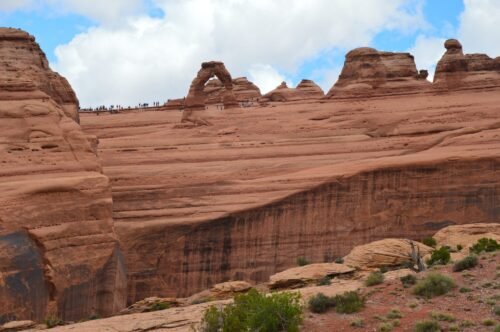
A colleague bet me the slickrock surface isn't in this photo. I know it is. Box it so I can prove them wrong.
[327,47,431,97]
[0,28,125,323]
[261,79,324,102]
[343,239,433,269]
[268,263,354,289]
[0,28,79,122]
[81,42,500,302]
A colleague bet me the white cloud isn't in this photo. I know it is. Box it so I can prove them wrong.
[459,0,500,57]
[52,0,427,107]
[0,0,33,11]
[408,35,445,82]
[47,0,145,23]
[248,64,287,94]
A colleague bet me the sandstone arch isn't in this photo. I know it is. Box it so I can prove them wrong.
[182,61,238,125]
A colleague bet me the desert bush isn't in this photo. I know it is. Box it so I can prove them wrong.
[44,316,63,329]
[200,289,302,332]
[483,319,496,326]
[334,291,364,314]
[457,244,463,251]
[365,271,384,286]
[335,257,344,264]
[453,255,478,272]
[412,273,455,299]
[494,305,500,316]
[150,302,170,311]
[413,320,440,332]
[308,293,333,313]
[386,308,403,319]
[459,287,471,293]
[316,276,332,286]
[296,256,310,266]
[470,238,500,254]
[377,322,394,332]
[400,274,417,288]
[422,237,437,247]
[495,325,500,332]
[430,311,455,322]
[426,247,451,266]
[350,318,364,328]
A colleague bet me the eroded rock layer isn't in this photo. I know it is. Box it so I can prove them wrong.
[204,77,261,103]
[0,28,125,322]
[81,80,500,301]
[261,80,324,102]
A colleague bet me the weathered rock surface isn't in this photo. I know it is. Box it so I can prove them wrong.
[0,320,36,332]
[204,77,261,104]
[327,47,431,97]
[261,79,324,102]
[433,223,500,249]
[0,28,125,323]
[187,281,252,304]
[268,263,354,289]
[434,39,500,89]
[0,28,79,122]
[343,239,433,270]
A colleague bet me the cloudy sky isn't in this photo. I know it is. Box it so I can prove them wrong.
[1,0,499,107]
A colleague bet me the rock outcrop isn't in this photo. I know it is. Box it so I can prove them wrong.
[326,47,431,97]
[261,80,324,102]
[0,28,125,323]
[182,61,238,125]
[434,38,500,89]
[433,223,500,249]
[0,28,79,122]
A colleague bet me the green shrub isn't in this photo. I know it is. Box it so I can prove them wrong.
[365,271,384,287]
[316,276,332,286]
[412,273,455,299]
[470,238,500,254]
[200,289,302,332]
[150,302,170,311]
[453,255,478,272]
[483,319,496,326]
[335,257,344,264]
[350,318,364,328]
[413,320,440,332]
[44,316,63,329]
[459,287,472,293]
[386,308,403,319]
[457,244,463,251]
[377,322,394,332]
[430,311,455,322]
[494,305,500,316]
[422,237,437,247]
[426,247,451,266]
[334,291,364,314]
[308,293,333,313]
[297,256,310,266]
[400,274,417,288]
[495,325,500,332]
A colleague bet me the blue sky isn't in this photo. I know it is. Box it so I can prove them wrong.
[1,0,498,107]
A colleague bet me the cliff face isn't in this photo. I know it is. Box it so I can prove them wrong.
[327,47,430,97]
[0,28,79,123]
[81,72,500,302]
[0,28,125,322]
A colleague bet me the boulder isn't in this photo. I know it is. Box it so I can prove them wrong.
[343,239,433,270]
[0,320,36,331]
[433,223,500,250]
[268,263,355,289]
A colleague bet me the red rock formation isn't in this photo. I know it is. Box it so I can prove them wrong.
[0,28,80,123]
[261,79,324,102]
[326,47,431,98]
[182,61,238,125]
[434,39,500,89]
[0,28,125,323]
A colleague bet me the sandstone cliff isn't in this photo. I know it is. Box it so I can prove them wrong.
[204,77,261,103]
[0,28,125,323]
[81,66,500,302]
